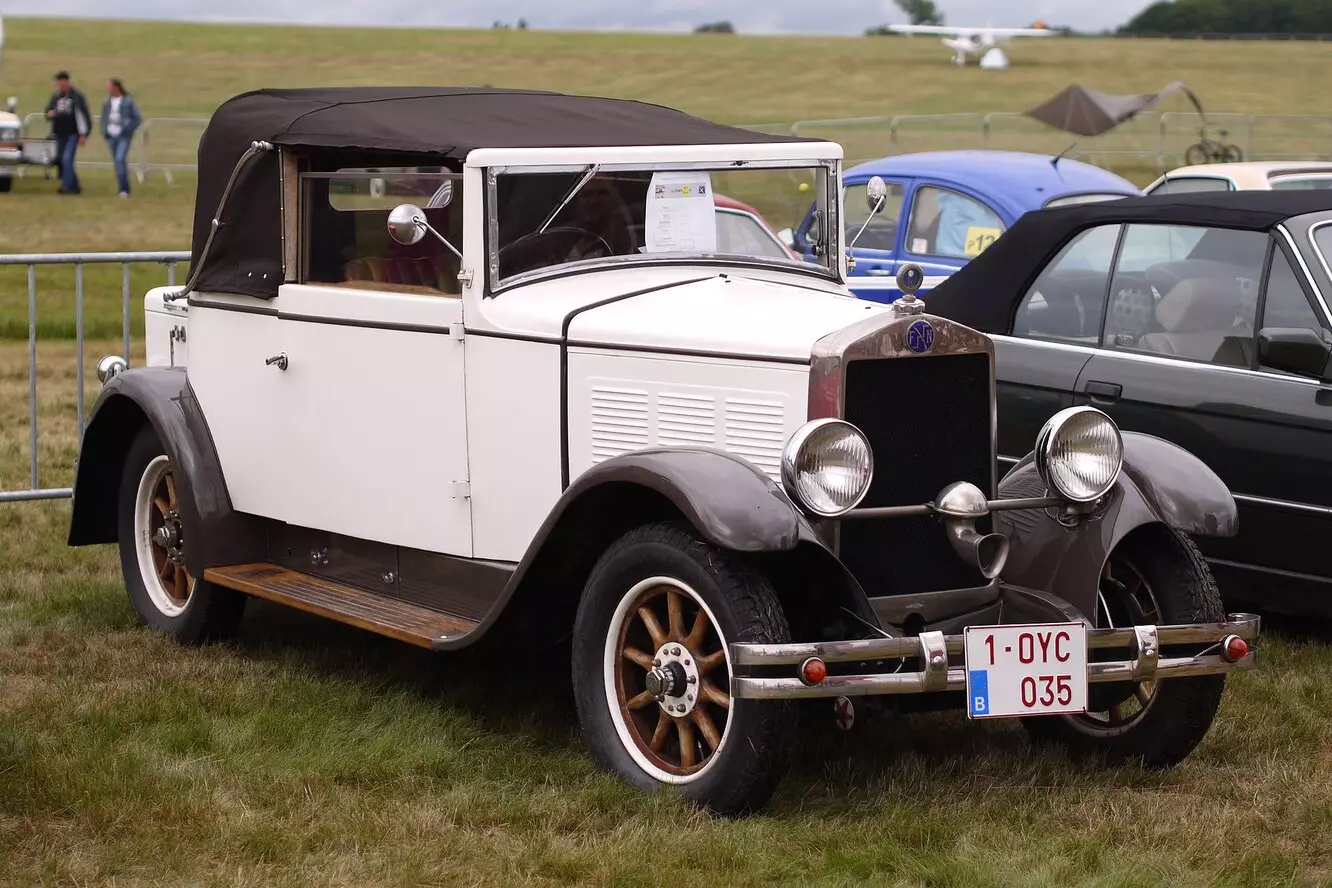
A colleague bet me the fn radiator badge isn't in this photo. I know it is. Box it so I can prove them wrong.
[906,318,935,354]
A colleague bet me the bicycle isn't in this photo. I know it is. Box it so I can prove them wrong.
[1185,126,1244,165]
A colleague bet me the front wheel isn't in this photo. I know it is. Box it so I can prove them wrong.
[572,522,792,816]
[1184,142,1210,166]
[1022,526,1226,769]
[117,425,247,644]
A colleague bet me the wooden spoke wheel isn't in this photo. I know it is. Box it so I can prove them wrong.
[610,577,733,780]
[574,522,793,813]
[135,454,194,617]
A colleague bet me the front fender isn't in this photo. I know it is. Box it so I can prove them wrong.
[459,447,878,649]
[67,368,265,574]
[995,431,1237,621]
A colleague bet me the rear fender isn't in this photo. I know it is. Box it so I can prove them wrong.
[67,368,265,574]
[995,431,1237,621]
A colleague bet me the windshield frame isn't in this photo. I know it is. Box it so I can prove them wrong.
[482,158,840,296]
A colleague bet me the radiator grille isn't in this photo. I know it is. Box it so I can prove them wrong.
[839,352,994,598]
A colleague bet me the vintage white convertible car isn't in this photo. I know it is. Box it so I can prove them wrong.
[71,87,1261,815]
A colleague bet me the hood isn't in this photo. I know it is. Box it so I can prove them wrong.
[564,271,888,361]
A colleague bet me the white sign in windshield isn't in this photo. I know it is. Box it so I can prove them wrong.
[644,171,717,254]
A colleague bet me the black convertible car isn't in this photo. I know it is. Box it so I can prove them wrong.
[924,190,1332,614]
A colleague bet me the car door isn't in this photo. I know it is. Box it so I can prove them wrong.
[900,182,1007,296]
[275,168,474,558]
[992,223,1125,466]
[1072,223,1332,596]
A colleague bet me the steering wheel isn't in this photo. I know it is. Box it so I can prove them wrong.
[498,226,615,277]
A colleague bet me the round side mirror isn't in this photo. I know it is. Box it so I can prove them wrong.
[866,176,888,214]
[387,204,427,245]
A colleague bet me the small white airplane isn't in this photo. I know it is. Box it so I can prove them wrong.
[888,22,1056,68]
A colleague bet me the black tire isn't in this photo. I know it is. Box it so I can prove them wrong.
[571,521,792,816]
[1022,525,1225,769]
[1184,143,1209,166]
[0,176,12,193]
[117,425,247,644]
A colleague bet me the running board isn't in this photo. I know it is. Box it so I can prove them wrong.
[204,562,478,650]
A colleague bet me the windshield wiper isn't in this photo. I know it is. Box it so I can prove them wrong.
[537,163,601,234]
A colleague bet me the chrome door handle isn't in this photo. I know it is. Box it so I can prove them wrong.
[265,353,288,371]
[864,268,893,276]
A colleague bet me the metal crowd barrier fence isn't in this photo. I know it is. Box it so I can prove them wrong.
[0,251,190,504]
[16,114,209,183]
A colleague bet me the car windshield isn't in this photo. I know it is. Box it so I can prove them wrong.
[490,163,829,287]
[1044,192,1133,208]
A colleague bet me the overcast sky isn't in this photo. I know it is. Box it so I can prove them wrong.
[0,0,1151,35]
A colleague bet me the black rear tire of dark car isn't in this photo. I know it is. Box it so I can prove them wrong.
[571,521,793,816]
[117,424,247,644]
[1022,525,1226,769]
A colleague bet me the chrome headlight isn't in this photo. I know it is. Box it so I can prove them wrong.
[1035,406,1123,503]
[781,419,874,517]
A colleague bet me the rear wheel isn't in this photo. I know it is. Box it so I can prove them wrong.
[1184,143,1210,166]
[1222,143,1244,162]
[117,425,247,644]
[1022,526,1225,768]
[572,522,792,815]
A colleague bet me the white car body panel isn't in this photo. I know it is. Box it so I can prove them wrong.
[564,273,883,360]
[566,349,809,487]
[464,335,563,562]
[144,286,189,367]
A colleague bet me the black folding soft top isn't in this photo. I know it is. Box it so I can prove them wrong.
[189,87,819,298]
[923,190,1332,334]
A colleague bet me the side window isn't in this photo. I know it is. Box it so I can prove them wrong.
[842,180,904,252]
[905,186,1004,259]
[1260,246,1324,332]
[300,167,463,294]
[1108,224,1267,368]
[1014,224,1120,344]
[1149,177,1232,195]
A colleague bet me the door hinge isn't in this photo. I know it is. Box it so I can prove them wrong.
[457,268,475,288]
[449,323,465,341]
[450,481,471,499]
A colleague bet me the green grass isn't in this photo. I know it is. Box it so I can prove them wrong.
[2,17,1332,338]
[4,18,1332,885]
[2,342,1332,886]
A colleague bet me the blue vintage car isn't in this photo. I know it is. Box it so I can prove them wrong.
[791,150,1142,302]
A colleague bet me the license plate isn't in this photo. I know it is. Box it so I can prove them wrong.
[963,623,1087,719]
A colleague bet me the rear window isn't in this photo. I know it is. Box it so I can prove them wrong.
[1148,177,1232,195]
[1044,192,1132,208]
[1269,175,1332,191]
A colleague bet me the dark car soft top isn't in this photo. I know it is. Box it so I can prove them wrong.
[924,190,1332,334]
[189,87,819,299]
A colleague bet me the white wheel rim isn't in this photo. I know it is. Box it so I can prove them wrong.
[602,576,735,786]
[134,454,192,617]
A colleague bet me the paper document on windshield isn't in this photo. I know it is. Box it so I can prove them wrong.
[644,171,717,254]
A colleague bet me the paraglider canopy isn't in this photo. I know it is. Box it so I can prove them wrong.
[1025,81,1205,137]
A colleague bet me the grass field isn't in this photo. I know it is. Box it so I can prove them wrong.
[3,17,1332,337]
[4,16,1332,886]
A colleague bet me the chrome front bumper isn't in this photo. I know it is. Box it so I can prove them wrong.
[728,612,1261,701]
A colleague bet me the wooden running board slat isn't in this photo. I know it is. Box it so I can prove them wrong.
[205,562,478,650]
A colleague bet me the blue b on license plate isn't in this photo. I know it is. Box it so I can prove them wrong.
[963,623,1087,719]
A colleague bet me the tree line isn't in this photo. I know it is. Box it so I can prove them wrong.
[1121,0,1332,35]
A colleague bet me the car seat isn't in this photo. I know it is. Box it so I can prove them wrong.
[1136,277,1252,366]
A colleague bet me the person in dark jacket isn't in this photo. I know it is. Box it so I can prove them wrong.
[101,78,142,197]
[44,70,91,194]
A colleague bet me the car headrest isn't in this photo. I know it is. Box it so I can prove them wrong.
[1155,278,1245,334]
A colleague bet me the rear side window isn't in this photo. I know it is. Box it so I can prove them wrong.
[906,186,1004,259]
